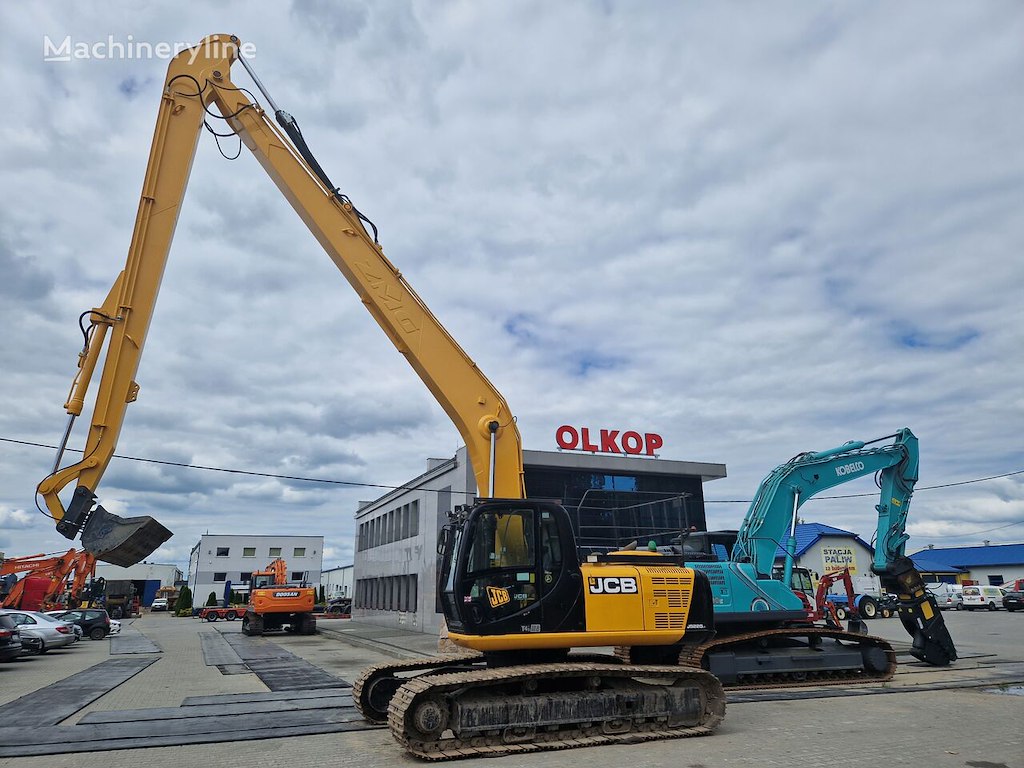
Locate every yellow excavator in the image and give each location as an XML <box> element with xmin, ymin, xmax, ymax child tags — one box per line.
<box><xmin>35</xmin><ymin>35</ymin><xmax>725</xmax><ymax>757</ymax></box>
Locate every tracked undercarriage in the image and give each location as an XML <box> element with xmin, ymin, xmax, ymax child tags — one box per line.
<box><xmin>616</xmin><ymin>627</ymin><xmax>897</xmax><ymax>689</ymax></box>
<box><xmin>355</xmin><ymin>655</ymin><xmax>725</xmax><ymax>760</ymax></box>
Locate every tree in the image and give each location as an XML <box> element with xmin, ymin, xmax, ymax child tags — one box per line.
<box><xmin>318</xmin><ymin>585</ymin><xmax>326</xmax><ymax>603</ymax></box>
<box><xmin>175</xmin><ymin>585</ymin><xmax>193</xmax><ymax>617</ymax></box>
<box><xmin>206</xmin><ymin>591</ymin><xmax>218</xmax><ymax>606</ymax></box>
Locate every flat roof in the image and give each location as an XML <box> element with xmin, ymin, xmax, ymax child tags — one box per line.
<box><xmin>523</xmin><ymin>449</ymin><xmax>727</xmax><ymax>482</ymax></box>
<box><xmin>355</xmin><ymin>447</ymin><xmax>727</xmax><ymax>518</ymax></box>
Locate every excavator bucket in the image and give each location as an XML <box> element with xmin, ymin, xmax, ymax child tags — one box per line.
<box><xmin>846</xmin><ymin>617</ymin><xmax>868</xmax><ymax>635</ymax></box>
<box><xmin>80</xmin><ymin>505</ymin><xmax>172</xmax><ymax>567</ymax></box>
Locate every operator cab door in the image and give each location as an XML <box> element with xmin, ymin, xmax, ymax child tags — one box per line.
<box><xmin>443</xmin><ymin>500</ymin><xmax>583</xmax><ymax>636</ymax></box>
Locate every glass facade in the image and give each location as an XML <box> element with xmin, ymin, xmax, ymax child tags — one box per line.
<box><xmin>524</xmin><ymin>467</ymin><xmax>706</xmax><ymax>555</ymax></box>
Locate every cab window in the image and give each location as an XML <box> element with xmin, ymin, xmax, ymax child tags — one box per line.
<box><xmin>462</xmin><ymin>507</ymin><xmax>538</xmax><ymax>623</ymax></box>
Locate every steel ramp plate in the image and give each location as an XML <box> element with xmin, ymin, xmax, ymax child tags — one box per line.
<box><xmin>0</xmin><ymin>657</ymin><xmax>157</xmax><ymax>727</ymax></box>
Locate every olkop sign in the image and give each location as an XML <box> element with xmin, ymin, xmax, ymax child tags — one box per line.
<box><xmin>555</xmin><ymin>426</ymin><xmax>663</xmax><ymax>456</ymax></box>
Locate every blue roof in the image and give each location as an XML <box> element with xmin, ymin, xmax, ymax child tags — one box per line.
<box><xmin>773</xmin><ymin>523</ymin><xmax>873</xmax><ymax>561</ymax></box>
<box><xmin>910</xmin><ymin>556</ymin><xmax>965</xmax><ymax>574</ymax></box>
<box><xmin>907</xmin><ymin>543</ymin><xmax>1024</xmax><ymax>568</ymax></box>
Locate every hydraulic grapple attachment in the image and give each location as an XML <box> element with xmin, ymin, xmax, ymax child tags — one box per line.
<box><xmin>56</xmin><ymin>487</ymin><xmax>172</xmax><ymax>567</ymax></box>
<box><xmin>884</xmin><ymin>557</ymin><xmax>957</xmax><ymax>666</ymax></box>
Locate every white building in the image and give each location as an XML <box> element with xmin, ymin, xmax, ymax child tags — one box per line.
<box><xmin>187</xmin><ymin>534</ymin><xmax>324</xmax><ymax>606</ymax></box>
<box><xmin>353</xmin><ymin>445</ymin><xmax>727</xmax><ymax>635</ymax></box>
<box><xmin>321</xmin><ymin>564</ymin><xmax>354</xmax><ymax>601</ymax></box>
<box><xmin>93</xmin><ymin>562</ymin><xmax>183</xmax><ymax>607</ymax></box>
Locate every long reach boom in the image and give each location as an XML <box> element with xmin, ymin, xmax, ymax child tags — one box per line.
<box><xmin>37</xmin><ymin>34</ymin><xmax>524</xmax><ymax>566</ymax></box>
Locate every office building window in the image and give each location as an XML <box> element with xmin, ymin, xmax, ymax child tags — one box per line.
<box><xmin>269</xmin><ymin>547</ymin><xmax>282</xmax><ymax>557</ymax></box>
<box><xmin>213</xmin><ymin>572</ymin><xmax>227</xmax><ymax>582</ymax></box>
<box><xmin>293</xmin><ymin>547</ymin><xmax>306</xmax><ymax>557</ymax></box>
<box><xmin>291</xmin><ymin>572</ymin><xmax>305</xmax><ymax>583</ymax></box>
<box><xmin>215</xmin><ymin>547</ymin><xmax>230</xmax><ymax>557</ymax></box>
<box><xmin>242</xmin><ymin>547</ymin><xmax>256</xmax><ymax>557</ymax></box>
<box><xmin>355</xmin><ymin>575</ymin><xmax>417</xmax><ymax>612</ymax></box>
<box><xmin>361</xmin><ymin>499</ymin><xmax>421</xmax><ymax>551</ymax></box>
<box><xmin>240</xmin><ymin>572</ymin><xmax>252</xmax><ymax>583</ymax></box>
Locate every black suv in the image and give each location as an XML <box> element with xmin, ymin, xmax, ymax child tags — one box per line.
<box><xmin>51</xmin><ymin>608</ymin><xmax>112</xmax><ymax>640</ymax></box>
<box><xmin>1003</xmin><ymin>589</ymin><xmax>1024</xmax><ymax>612</ymax></box>
<box><xmin>0</xmin><ymin>614</ymin><xmax>22</xmax><ymax>662</ymax></box>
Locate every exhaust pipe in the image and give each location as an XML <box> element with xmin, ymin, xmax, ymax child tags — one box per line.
<box><xmin>56</xmin><ymin>487</ymin><xmax>172</xmax><ymax>567</ymax></box>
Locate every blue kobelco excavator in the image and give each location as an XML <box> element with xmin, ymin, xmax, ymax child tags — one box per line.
<box><xmin>617</xmin><ymin>427</ymin><xmax>957</xmax><ymax>686</ymax></box>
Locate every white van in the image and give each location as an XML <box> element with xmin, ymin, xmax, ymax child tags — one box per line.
<box><xmin>961</xmin><ymin>584</ymin><xmax>1005</xmax><ymax>611</ymax></box>
<box><xmin>925</xmin><ymin>582</ymin><xmax>963</xmax><ymax>610</ymax></box>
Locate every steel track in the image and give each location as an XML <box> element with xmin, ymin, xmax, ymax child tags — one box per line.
<box><xmin>387</xmin><ymin>662</ymin><xmax>725</xmax><ymax>760</ymax></box>
<box><xmin>676</xmin><ymin>627</ymin><xmax>898</xmax><ymax>689</ymax></box>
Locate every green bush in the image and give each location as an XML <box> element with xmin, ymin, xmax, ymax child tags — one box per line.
<box><xmin>173</xmin><ymin>585</ymin><xmax>193</xmax><ymax>616</ymax></box>
<box><xmin>205</xmin><ymin>591</ymin><xmax>218</xmax><ymax>607</ymax></box>
<box><xmin>318</xmin><ymin>585</ymin><xmax>326</xmax><ymax>603</ymax></box>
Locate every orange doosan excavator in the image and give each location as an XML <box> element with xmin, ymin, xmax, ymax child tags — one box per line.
<box><xmin>199</xmin><ymin>558</ymin><xmax>316</xmax><ymax>632</ymax></box>
<box><xmin>242</xmin><ymin>559</ymin><xmax>316</xmax><ymax>636</ymax></box>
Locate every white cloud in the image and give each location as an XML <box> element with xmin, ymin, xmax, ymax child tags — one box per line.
<box><xmin>0</xmin><ymin>2</ymin><xmax>1021</xmax><ymax>570</ymax></box>
<box><xmin>0</xmin><ymin>507</ymin><xmax>38</xmax><ymax>530</ymax></box>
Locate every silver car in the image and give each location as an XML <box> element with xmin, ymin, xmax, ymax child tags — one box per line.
<box><xmin>0</xmin><ymin>610</ymin><xmax>77</xmax><ymax>653</ymax></box>
<box><xmin>45</xmin><ymin>611</ymin><xmax>83</xmax><ymax>641</ymax></box>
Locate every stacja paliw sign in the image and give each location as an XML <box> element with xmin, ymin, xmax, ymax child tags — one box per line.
<box><xmin>821</xmin><ymin>546</ymin><xmax>858</xmax><ymax>574</ymax></box>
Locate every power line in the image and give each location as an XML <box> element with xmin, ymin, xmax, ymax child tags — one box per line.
<box><xmin>913</xmin><ymin>519</ymin><xmax>1024</xmax><ymax>538</ymax></box>
<box><xmin>0</xmin><ymin>436</ymin><xmax>469</xmax><ymax>497</ymax></box>
<box><xmin>704</xmin><ymin>468</ymin><xmax>1024</xmax><ymax>503</ymax></box>
<box><xmin>1</xmin><ymin>434</ymin><xmax>1021</xmax><ymax>502</ymax></box>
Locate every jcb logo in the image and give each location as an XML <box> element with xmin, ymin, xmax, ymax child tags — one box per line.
<box><xmin>588</xmin><ymin>577</ymin><xmax>638</xmax><ymax>595</ymax></box>
<box><xmin>486</xmin><ymin>586</ymin><xmax>511</xmax><ymax>608</ymax></box>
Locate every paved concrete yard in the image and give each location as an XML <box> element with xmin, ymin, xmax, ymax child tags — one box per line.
<box><xmin>0</xmin><ymin>610</ymin><xmax>1020</xmax><ymax>768</ymax></box>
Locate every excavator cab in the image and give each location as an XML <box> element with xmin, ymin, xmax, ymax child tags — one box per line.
<box><xmin>438</xmin><ymin>499</ymin><xmax>585</xmax><ymax>638</ymax></box>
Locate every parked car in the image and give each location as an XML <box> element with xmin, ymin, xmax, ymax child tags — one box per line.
<box><xmin>925</xmin><ymin>582</ymin><xmax>963</xmax><ymax>611</ymax></box>
<box><xmin>1003</xmin><ymin>588</ymin><xmax>1024</xmax><ymax>612</ymax></box>
<box><xmin>45</xmin><ymin>611</ymin><xmax>84</xmax><ymax>641</ymax></box>
<box><xmin>962</xmin><ymin>585</ymin><xmax>1006</xmax><ymax>611</ymax></box>
<box><xmin>150</xmin><ymin>598</ymin><xmax>169</xmax><ymax>612</ymax></box>
<box><xmin>0</xmin><ymin>614</ymin><xmax>23</xmax><ymax>662</ymax></box>
<box><xmin>49</xmin><ymin>608</ymin><xmax>113</xmax><ymax>640</ymax></box>
<box><xmin>0</xmin><ymin>609</ymin><xmax>77</xmax><ymax>653</ymax></box>
<box><xmin>109</xmin><ymin>617</ymin><xmax>122</xmax><ymax>635</ymax></box>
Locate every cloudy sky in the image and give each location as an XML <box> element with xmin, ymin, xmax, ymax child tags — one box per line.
<box><xmin>1</xmin><ymin>2</ymin><xmax>1021</xmax><ymax>573</ymax></box>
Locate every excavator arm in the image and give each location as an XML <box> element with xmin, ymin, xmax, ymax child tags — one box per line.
<box><xmin>0</xmin><ymin>549</ymin><xmax>78</xmax><ymax>609</ymax></box>
<box><xmin>69</xmin><ymin>551</ymin><xmax>97</xmax><ymax>605</ymax></box>
<box><xmin>37</xmin><ymin>34</ymin><xmax>524</xmax><ymax>566</ymax></box>
<box><xmin>733</xmin><ymin>428</ymin><xmax>919</xmax><ymax>580</ymax></box>
<box><xmin>732</xmin><ymin>427</ymin><xmax>955</xmax><ymax>665</ymax></box>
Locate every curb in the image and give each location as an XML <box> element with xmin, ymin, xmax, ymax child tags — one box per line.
<box><xmin>316</xmin><ymin>624</ymin><xmax>433</xmax><ymax>660</ymax></box>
